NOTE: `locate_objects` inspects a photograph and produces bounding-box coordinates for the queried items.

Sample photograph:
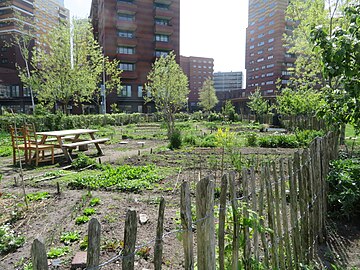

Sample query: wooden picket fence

[31,131,338,269]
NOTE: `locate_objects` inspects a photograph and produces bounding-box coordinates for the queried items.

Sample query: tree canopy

[248,88,269,121]
[311,4,360,131]
[145,51,189,137]
[198,77,218,113]
[20,19,121,114]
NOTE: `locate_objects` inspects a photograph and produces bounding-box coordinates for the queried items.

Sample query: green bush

[72,153,101,170]
[327,158,360,219]
[169,129,182,150]
[258,135,299,148]
[246,133,258,147]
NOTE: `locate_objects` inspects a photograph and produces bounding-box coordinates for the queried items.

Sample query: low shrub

[169,129,182,150]
[72,153,102,170]
[327,158,360,219]
[246,133,258,147]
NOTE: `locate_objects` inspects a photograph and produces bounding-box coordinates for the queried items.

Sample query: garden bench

[62,138,109,149]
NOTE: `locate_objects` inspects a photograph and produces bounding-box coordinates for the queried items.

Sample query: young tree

[145,51,189,137]
[221,100,236,122]
[311,4,360,131]
[247,87,269,122]
[198,77,218,113]
[20,19,121,114]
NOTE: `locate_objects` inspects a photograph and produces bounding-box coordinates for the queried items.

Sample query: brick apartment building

[238,0,294,112]
[90,0,180,113]
[180,55,214,112]
[0,0,69,114]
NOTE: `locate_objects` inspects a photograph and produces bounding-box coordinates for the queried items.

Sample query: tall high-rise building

[0,0,69,113]
[214,71,243,92]
[180,55,214,111]
[245,0,294,98]
[90,0,180,113]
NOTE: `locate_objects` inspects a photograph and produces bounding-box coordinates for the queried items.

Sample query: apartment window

[117,46,135,54]
[269,11,275,17]
[155,50,169,57]
[249,45,255,49]
[269,20,275,25]
[268,55,274,59]
[120,85,132,97]
[250,37,255,42]
[138,85,143,97]
[282,80,289,84]
[267,64,275,68]
[268,29,275,34]
[258,41,264,46]
[155,18,169,25]
[258,33,265,38]
[23,87,30,97]
[257,50,263,54]
[268,47,274,51]
[266,72,274,77]
[118,13,134,21]
[282,71,292,76]
[258,16,265,22]
[268,38,274,43]
[261,82,265,86]
[250,30,255,34]
[250,53,254,56]
[0,47,7,52]
[119,63,135,71]
[285,53,296,58]
[266,81,274,85]
[286,63,294,67]
[257,58,264,62]
[0,58,9,64]
[154,3,169,9]
[155,34,169,42]
[118,30,134,38]
[258,25,265,30]
[261,74,265,78]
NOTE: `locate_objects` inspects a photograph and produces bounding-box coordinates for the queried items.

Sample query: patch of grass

[47,246,70,259]
[60,231,80,245]
[26,191,49,201]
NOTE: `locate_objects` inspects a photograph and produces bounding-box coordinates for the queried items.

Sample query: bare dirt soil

[0,139,359,270]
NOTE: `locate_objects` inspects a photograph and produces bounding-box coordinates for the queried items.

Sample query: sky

[63,0,248,73]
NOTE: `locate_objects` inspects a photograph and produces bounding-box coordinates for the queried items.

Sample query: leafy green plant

[327,158,360,219]
[246,133,258,147]
[101,239,123,252]
[79,235,88,251]
[83,208,96,216]
[169,129,182,150]
[0,224,25,254]
[68,164,164,192]
[72,153,100,170]
[89,197,101,207]
[137,246,151,260]
[60,231,80,245]
[26,192,49,201]
[75,215,90,225]
[47,246,70,259]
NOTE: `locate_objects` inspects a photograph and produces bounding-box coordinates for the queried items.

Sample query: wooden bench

[62,138,110,149]
[44,135,75,143]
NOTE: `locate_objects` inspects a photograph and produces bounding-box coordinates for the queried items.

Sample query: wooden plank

[122,209,138,270]
[280,159,293,269]
[301,149,310,264]
[87,218,101,269]
[196,176,215,270]
[291,153,300,269]
[63,138,109,148]
[249,167,259,261]
[273,161,285,270]
[180,182,194,270]
[154,197,166,270]
[31,239,49,270]
[218,174,228,270]
[229,171,239,270]
[242,168,251,269]
[265,163,279,269]
[259,165,269,269]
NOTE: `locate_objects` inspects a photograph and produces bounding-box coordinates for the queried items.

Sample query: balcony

[116,20,137,32]
[154,0,172,5]
[117,1,137,14]
[154,24,173,35]
[154,41,173,50]
[154,7,173,19]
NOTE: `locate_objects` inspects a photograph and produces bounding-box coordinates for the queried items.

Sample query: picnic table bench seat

[62,138,110,149]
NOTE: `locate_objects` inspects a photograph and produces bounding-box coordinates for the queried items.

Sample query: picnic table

[37,129,109,162]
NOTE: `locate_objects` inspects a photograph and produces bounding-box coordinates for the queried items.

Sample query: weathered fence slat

[280,159,293,269]
[273,161,285,270]
[87,218,101,269]
[242,168,251,269]
[181,182,194,270]
[122,209,138,270]
[265,163,279,269]
[196,176,215,270]
[31,239,49,270]
[229,171,239,270]
[218,174,228,270]
[154,197,165,270]
[301,149,310,264]
[259,166,270,269]
[249,167,259,261]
